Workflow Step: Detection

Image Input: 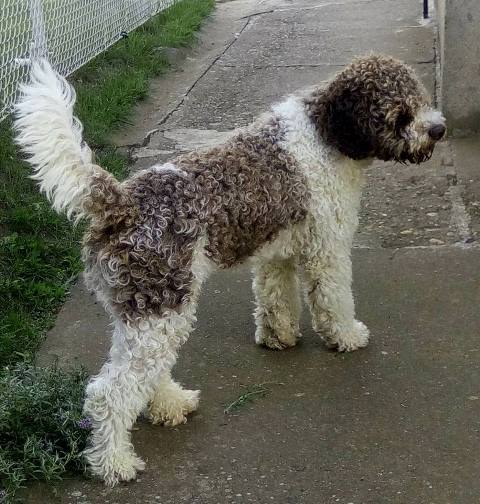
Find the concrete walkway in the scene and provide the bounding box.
[25,1,480,502]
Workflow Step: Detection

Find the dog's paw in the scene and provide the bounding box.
[325,320,370,352]
[255,324,299,350]
[85,448,145,487]
[147,388,200,427]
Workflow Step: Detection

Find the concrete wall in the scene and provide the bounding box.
[435,0,480,134]
[436,0,445,65]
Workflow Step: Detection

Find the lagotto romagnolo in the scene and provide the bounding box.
[15,55,446,486]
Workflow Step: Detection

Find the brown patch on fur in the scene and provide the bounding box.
[83,118,309,323]
[83,170,138,224]
[304,54,430,163]
[176,119,308,266]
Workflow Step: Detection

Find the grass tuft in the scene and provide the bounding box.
[73,0,215,147]
[0,365,90,501]
[224,384,271,414]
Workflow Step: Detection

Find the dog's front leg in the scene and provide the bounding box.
[301,250,369,352]
[252,257,301,349]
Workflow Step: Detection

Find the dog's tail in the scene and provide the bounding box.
[15,59,127,222]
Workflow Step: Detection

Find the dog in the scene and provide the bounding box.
[15,55,446,486]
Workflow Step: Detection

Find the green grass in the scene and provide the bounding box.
[72,0,215,147]
[224,384,271,414]
[0,120,83,367]
[0,0,214,499]
[0,365,90,499]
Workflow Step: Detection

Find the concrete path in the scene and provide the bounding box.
[25,0,480,503]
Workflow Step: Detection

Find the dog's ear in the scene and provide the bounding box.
[394,105,414,136]
[322,89,374,160]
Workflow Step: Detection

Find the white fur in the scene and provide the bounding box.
[147,371,200,426]
[152,162,187,176]
[14,60,97,221]
[253,96,370,351]
[417,107,446,126]
[83,241,210,486]
[406,106,446,146]
[83,311,194,486]
[252,257,301,349]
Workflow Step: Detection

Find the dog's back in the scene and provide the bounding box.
[83,118,310,322]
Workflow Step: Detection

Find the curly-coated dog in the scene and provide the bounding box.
[15,55,446,485]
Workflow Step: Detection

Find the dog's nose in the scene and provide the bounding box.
[428,124,446,141]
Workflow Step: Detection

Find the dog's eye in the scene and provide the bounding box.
[395,111,413,133]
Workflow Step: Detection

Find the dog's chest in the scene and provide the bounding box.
[276,100,365,240]
[306,159,365,230]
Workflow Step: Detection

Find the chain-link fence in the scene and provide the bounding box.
[0,0,176,122]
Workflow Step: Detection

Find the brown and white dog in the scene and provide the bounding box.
[15,55,445,485]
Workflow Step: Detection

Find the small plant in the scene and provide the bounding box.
[224,383,271,414]
[0,364,90,501]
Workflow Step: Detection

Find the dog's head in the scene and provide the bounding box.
[306,54,446,163]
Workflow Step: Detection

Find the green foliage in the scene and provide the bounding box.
[73,0,215,147]
[224,384,270,414]
[0,120,83,367]
[0,365,90,501]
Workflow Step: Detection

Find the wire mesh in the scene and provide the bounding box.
[0,0,176,121]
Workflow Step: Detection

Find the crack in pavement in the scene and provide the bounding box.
[433,21,441,108]
[220,60,435,69]
[447,179,472,244]
[441,142,473,244]
[237,9,275,20]
[273,0,402,13]
[363,242,480,256]
[154,15,254,132]
[221,63,345,69]
[234,0,402,21]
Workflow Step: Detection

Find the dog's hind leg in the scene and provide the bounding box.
[83,305,196,486]
[301,251,369,352]
[146,245,210,426]
[252,257,301,349]
[146,370,200,426]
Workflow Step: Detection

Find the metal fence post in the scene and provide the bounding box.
[29,0,47,58]
[122,0,128,40]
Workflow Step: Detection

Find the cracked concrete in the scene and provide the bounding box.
[23,0,480,502]
[124,0,450,248]
[111,0,255,148]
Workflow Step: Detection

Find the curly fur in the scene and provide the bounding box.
[83,119,308,324]
[14,60,129,223]
[14,55,445,486]
[305,55,442,163]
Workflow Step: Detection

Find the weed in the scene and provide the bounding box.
[0,365,90,500]
[224,384,271,414]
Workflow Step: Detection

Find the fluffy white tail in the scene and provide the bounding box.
[15,59,119,221]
